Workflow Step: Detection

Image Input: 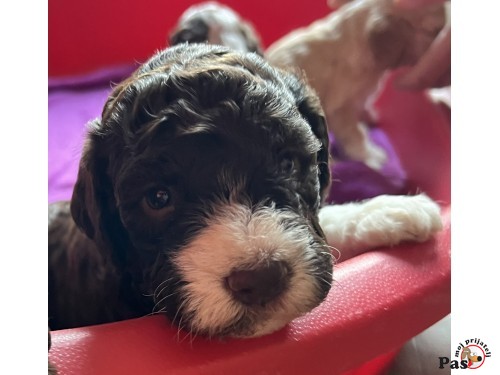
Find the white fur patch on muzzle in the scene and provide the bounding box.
[172,202,330,337]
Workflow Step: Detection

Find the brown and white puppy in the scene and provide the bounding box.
[169,1,263,55]
[266,0,446,169]
[49,43,332,337]
[49,43,442,339]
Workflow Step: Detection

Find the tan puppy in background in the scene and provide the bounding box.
[266,0,446,170]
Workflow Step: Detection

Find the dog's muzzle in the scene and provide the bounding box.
[164,201,332,338]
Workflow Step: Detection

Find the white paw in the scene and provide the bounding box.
[319,194,443,259]
[341,130,387,170]
[358,193,443,246]
[363,141,387,170]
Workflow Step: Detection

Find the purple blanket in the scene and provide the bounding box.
[48,65,407,204]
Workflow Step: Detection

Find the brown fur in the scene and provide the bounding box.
[266,0,445,169]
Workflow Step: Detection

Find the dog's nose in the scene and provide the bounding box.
[225,261,289,306]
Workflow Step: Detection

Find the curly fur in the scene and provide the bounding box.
[49,44,332,337]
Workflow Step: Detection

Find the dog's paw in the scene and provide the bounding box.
[357,193,443,245]
[342,133,387,170]
[363,141,387,170]
[319,193,443,260]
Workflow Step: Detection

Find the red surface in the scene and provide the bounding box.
[48,0,330,77]
[49,1,451,374]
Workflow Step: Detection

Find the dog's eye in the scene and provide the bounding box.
[280,154,300,174]
[281,158,295,173]
[144,188,172,210]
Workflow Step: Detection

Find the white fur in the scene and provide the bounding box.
[172,193,442,336]
[179,2,250,53]
[319,193,443,260]
[173,202,325,337]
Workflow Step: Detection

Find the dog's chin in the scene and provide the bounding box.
[183,299,320,339]
[218,317,298,339]
[233,309,313,338]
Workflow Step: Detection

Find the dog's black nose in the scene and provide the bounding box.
[477,356,482,361]
[225,261,289,306]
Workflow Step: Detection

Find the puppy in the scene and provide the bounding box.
[49,43,442,339]
[169,1,263,55]
[266,0,446,170]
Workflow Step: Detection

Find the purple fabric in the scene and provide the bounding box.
[48,64,137,203]
[327,129,408,204]
[48,65,407,204]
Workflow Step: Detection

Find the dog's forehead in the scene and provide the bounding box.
[118,67,320,155]
[172,98,319,152]
[137,109,319,167]
[112,97,321,196]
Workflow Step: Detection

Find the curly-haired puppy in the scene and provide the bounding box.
[49,43,442,339]
[169,1,263,55]
[266,0,446,169]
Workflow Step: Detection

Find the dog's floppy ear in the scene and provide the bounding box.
[70,119,111,240]
[297,91,332,200]
[283,73,331,200]
[461,348,470,360]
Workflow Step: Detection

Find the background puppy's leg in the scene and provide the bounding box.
[329,105,387,170]
[319,194,443,261]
